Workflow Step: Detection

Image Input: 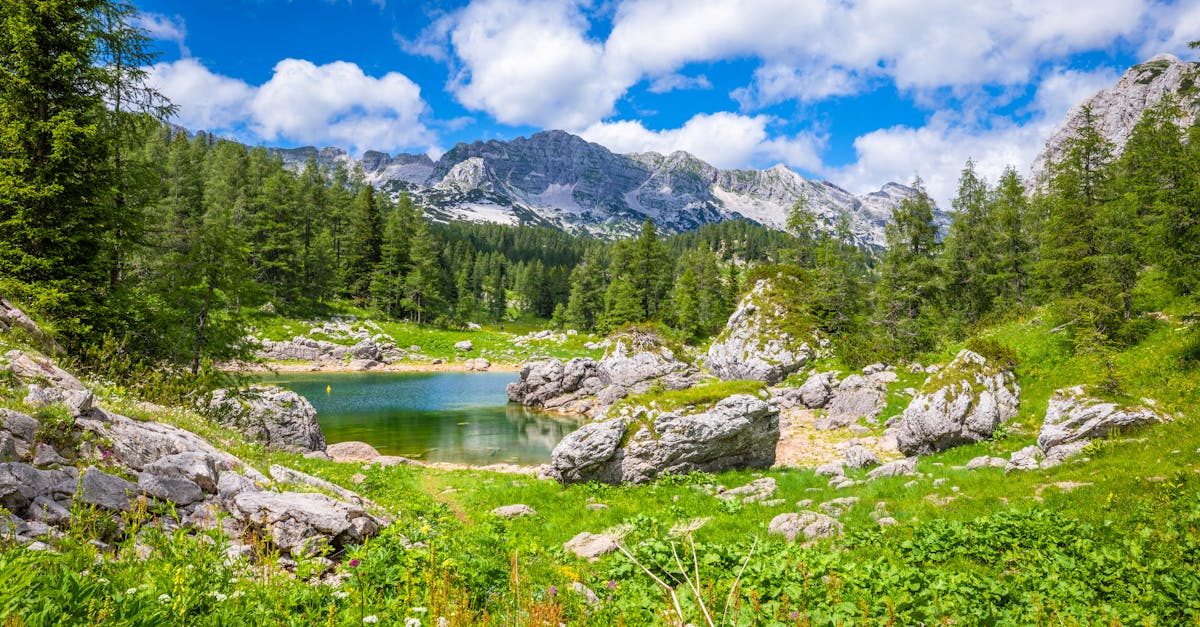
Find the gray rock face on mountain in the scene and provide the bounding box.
[547,395,779,484]
[206,385,326,452]
[598,329,696,390]
[1037,386,1170,455]
[1032,53,1200,185]
[706,279,815,385]
[816,375,887,429]
[894,350,1020,455]
[274,130,947,246]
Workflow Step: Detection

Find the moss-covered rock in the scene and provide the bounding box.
[894,349,1020,456]
[706,277,819,385]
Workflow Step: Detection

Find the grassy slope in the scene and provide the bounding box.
[3,286,1200,625]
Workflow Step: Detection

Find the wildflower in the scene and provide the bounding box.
[789,611,801,619]
[349,558,360,568]
[230,590,244,599]
[411,606,427,613]
[157,594,171,604]
[125,588,138,595]
[403,618,419,627]
[606,580,617,591]
[547,585,557,597]
[333,590,351,599]
[363,616,379,625]
[209,591,228,602]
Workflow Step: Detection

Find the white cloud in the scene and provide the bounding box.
[647,73,712,94]
[411,0,1157,131]
[827,66,1121,207]
[134,12,189,57]
[579,112,824,172]
[147,58,435,155]
[1140,2,1200,58]
[439,0,626,128]
[146,59,253,131]
[732,64,863,109]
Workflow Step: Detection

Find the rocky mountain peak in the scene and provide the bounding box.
[271,129,945,246]
[1031,53,1200,184]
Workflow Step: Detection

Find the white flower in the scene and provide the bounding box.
[125,588,138,595]
[209,591,228,602]
[404,618,420,627]
[333,590,351,599]
[363,616,380,625]
[230,590,244,599]
[157,594,171,603]
[412,607,427,613]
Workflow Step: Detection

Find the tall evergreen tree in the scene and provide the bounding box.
[342,184,383,301]
[0,0,113,333]
[942,159,997,327]
[873,177,942,357]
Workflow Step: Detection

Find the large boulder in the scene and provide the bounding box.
[798,371,839,409]
[706,279,815,385]
[547,395,779,484]
[77,409,243,472]
[596,329,695,390]
[226,489,381,556]
[1037,386,1171,457]
[206,385,326,452]
[508,329,697,415]
[816,375,887,429]
[507,358,603,408]
[894,350,1020,455]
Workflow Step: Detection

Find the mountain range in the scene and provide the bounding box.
[271,131,942,247]
[266,53,1198,247]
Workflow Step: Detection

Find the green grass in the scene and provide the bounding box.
[3,284,1200,624]
[248,310,603,365]
[606,378,766,418]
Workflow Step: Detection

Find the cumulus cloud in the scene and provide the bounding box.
[134,12,189,57]
[579,112,824,172]
[146,59,253,131]
[410,0,1156,129]
[827,66,1122,207]
[147,58,435,155]
[431,0,626,129]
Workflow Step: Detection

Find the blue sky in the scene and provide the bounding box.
[132,0,1199,206]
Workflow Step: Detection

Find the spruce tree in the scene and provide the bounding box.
[342,184,383,301]
[0,0,113,333]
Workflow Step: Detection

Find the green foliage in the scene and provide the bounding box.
[963,336,1019,370]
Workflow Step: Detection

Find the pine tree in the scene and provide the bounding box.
[0,0,114,333]
[942,159,997,327]
[671,266,701,338]
[565,249,607,332]
[342,184,383,301]
[991,166,1034,309]
[402,219,443,324]
[873,177,942,357]
[1037,106,1124,343]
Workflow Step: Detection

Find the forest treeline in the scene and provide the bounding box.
[2,1,1198,388]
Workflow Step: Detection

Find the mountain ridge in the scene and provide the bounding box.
[270,130,946,247]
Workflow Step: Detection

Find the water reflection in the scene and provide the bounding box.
[260,371,578,465]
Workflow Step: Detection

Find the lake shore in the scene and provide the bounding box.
[226,360,525,374]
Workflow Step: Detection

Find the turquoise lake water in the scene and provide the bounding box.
[259,371,578,465]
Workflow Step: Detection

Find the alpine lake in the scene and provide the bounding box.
[258,371,578,466]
